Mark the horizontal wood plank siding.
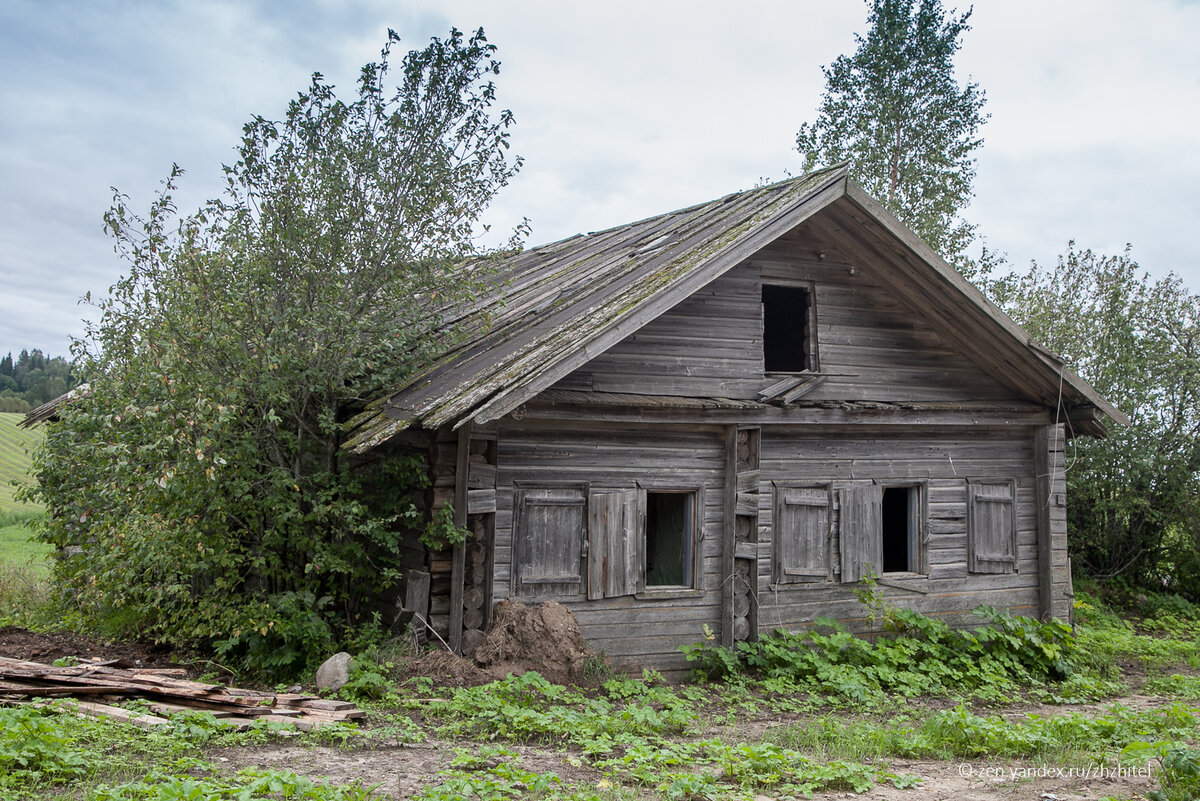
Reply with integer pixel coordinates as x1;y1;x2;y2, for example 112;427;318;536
756;424;1044;634
552;225;1019;404
494;422;725;670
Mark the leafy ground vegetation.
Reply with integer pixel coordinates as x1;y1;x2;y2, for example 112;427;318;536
1;565;1198;801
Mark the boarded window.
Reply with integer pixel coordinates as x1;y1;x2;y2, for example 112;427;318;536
513;485;587;594
588;489;638;599
774;484;831;583
762;284;813;372
968;480;1018;574
839;485;882;583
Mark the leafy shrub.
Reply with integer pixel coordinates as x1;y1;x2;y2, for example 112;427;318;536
0;707;86;789
1140;593;1199;620
27;27;518;678
683;589;1077;700
1151;745;1200;801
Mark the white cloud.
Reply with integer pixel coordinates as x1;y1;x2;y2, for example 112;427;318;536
1;0;1198;354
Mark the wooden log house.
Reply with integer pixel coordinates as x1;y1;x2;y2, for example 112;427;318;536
349;164;1124;675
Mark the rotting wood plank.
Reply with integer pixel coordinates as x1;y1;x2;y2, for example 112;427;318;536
0;658;364;730
57;700;171;729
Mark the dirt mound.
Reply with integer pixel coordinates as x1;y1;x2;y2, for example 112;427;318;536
413;648;493;688
0;625;177;670
472;601;596;685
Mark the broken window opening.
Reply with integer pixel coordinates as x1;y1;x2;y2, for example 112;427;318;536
881;486;919;573
763;284;812;373
645;491;693;587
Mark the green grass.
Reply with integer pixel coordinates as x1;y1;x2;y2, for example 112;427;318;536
0;510;50;572
0;705;381;800
0;411;42;512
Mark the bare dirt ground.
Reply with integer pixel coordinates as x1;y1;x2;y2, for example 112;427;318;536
208;712;1160;800
0;624;178;669
0;612;1170;800
213;740;608;799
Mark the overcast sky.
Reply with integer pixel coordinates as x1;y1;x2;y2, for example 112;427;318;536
2;0;1198;357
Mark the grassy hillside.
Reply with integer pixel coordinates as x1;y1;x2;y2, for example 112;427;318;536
0;411;42;512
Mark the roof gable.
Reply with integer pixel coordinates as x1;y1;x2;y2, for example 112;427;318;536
345;166;1123;452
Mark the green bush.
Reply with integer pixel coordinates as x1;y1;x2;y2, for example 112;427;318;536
26;28;516;678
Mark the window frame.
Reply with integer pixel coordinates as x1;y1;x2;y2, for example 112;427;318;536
878;482;929;576
635;484;704;598
838;481;929;583
761;280;820;375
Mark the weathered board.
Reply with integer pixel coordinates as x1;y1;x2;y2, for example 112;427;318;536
476;416;1068;676
553;225;1021;405
492;422;725;670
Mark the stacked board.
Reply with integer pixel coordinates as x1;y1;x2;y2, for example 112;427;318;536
0;656;363;731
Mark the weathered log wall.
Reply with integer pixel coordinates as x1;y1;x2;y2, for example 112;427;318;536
481;418;1069;676
753;424;1052;634
560;223;1017;404
492;422;726;674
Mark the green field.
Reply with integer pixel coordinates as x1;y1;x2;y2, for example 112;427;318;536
0;510;49;573
0;412;48;572
0;411;42;512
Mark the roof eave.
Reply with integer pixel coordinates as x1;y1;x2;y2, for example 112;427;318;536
840;181;1127;435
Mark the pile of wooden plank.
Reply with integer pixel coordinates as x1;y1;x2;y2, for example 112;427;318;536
0;656;363;731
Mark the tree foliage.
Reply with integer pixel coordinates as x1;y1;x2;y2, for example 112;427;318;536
27;28;522;674
995;245;1200;598
795;0;987;272
0;349;77;411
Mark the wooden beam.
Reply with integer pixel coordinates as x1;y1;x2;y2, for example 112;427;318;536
449;421;471;653
721;425;737;647
521;400;1054;428
1034;425;1054;621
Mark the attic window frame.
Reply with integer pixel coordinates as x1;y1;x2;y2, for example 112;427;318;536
762;281;819;374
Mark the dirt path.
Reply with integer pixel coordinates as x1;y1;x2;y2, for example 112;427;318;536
209;737;1159;800
212;739;608;798
205;693;1169;801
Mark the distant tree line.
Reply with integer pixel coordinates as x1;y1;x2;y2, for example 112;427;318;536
0;349;78;413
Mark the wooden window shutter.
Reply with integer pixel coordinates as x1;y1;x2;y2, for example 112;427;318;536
839;485;882;583
968;480;1018;574
774;485;831;583
587;489;638;599
514;486;587;593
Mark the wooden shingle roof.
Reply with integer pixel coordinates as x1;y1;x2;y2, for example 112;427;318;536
344;165;1123;451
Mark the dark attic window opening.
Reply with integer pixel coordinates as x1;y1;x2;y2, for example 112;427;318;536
881;486;917;573
645;492;693;587
763;284;811;373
